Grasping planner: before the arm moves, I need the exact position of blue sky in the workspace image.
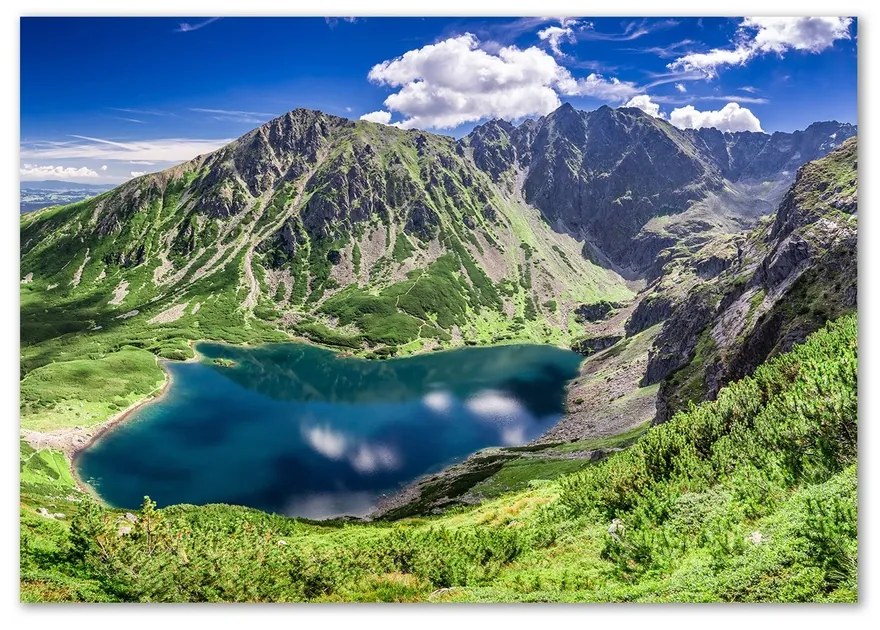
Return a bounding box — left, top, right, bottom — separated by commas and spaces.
20, 16, 857, 183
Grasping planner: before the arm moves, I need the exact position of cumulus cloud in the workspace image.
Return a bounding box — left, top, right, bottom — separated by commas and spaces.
100, 164, 108, 171
129, 171, 146, 178
20, 163, 99, 180
669, 102, 763, 133
669, 17, 853, 78
669, 46, 752, 77
623, 94, 664, 118
745, 17, 854, 54
675, 82, 687, 93
359, 110, 393, 125
564, 72, 641, 101
367, 33, 639, 129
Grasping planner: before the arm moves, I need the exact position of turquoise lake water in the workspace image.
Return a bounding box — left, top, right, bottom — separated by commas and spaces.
76, 342, 582, 519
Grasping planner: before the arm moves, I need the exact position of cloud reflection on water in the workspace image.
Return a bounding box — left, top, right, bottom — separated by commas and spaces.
422, 390, 455, 414
301, 421, 402, 475
301, 424, 348, 459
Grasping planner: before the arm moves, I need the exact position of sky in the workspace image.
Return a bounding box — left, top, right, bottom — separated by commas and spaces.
20, 16, 858, 184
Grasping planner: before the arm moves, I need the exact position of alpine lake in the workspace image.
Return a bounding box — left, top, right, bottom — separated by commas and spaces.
76, 342, 583, 519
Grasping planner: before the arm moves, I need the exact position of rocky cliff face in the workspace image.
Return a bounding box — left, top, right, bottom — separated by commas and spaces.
463, 106, 855, 274
635, 137, 857, 422
687, 121, 857, 182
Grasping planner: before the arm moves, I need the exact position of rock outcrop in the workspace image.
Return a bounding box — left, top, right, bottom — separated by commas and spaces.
640, 137, 858, 422
464, 106, 855, 274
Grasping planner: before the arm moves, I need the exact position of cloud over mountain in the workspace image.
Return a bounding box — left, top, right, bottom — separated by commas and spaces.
624, 94, 664, 118
359, 110, 392, 124
367, 33, 639, 129
669, 102, 763, 132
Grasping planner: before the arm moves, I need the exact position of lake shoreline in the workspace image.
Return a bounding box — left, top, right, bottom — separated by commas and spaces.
28, 336, 587, 513
23, 342, 204, 504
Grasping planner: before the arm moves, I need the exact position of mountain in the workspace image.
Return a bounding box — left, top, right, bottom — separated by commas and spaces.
367, 136, 858, 518
20, 108, 631, 366
20, 105, 854, 365
643, 136, 858, 422
19, 106, 859, 603
463, 106, 855, 274
686, 120, 857, 181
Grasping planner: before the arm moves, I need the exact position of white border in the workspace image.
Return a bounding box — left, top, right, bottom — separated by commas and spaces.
2, 1, 875, 628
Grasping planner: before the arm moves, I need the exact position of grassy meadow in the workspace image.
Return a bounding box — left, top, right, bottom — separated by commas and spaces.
20, 315, 857, 602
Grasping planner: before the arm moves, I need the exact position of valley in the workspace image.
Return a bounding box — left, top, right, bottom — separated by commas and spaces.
19, 104, 858, 603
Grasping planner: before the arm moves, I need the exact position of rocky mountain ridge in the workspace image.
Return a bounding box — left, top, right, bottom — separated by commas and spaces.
628, 136, 857, 422
20, 108, 633, 362
463, 105, 855, 274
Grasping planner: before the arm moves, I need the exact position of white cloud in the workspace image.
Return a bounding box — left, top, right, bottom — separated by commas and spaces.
325, 17, 359, 28
20, 163, 99, 180
109, 107, 172, 117
176, 17, 221, 33
698, 94, 768, 105
129, 171, 146, 178
669, 102, 763, 133
669, 17, 853, 78
675, 82, 687, 93
579, 18, 677, 42
564, 72, 641, 101
359, 110, 392, 125
100, 164, 108, 171
367, 33, 638, 129
21, 136, 232, 164
745, 17, 853, 53
623, 94, 664, 118
537, 19, 585, 57
669, 46, 752, 78
302, 425, 348, 459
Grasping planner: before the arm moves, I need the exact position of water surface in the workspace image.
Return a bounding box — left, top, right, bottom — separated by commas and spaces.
77, 342, 582, 519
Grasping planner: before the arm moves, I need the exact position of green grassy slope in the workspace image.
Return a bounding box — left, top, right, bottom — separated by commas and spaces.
20, 315, 857, 602
19, 112, 633, 444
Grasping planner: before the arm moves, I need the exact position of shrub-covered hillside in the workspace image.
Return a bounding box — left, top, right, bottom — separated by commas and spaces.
21, 314, 857, 602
